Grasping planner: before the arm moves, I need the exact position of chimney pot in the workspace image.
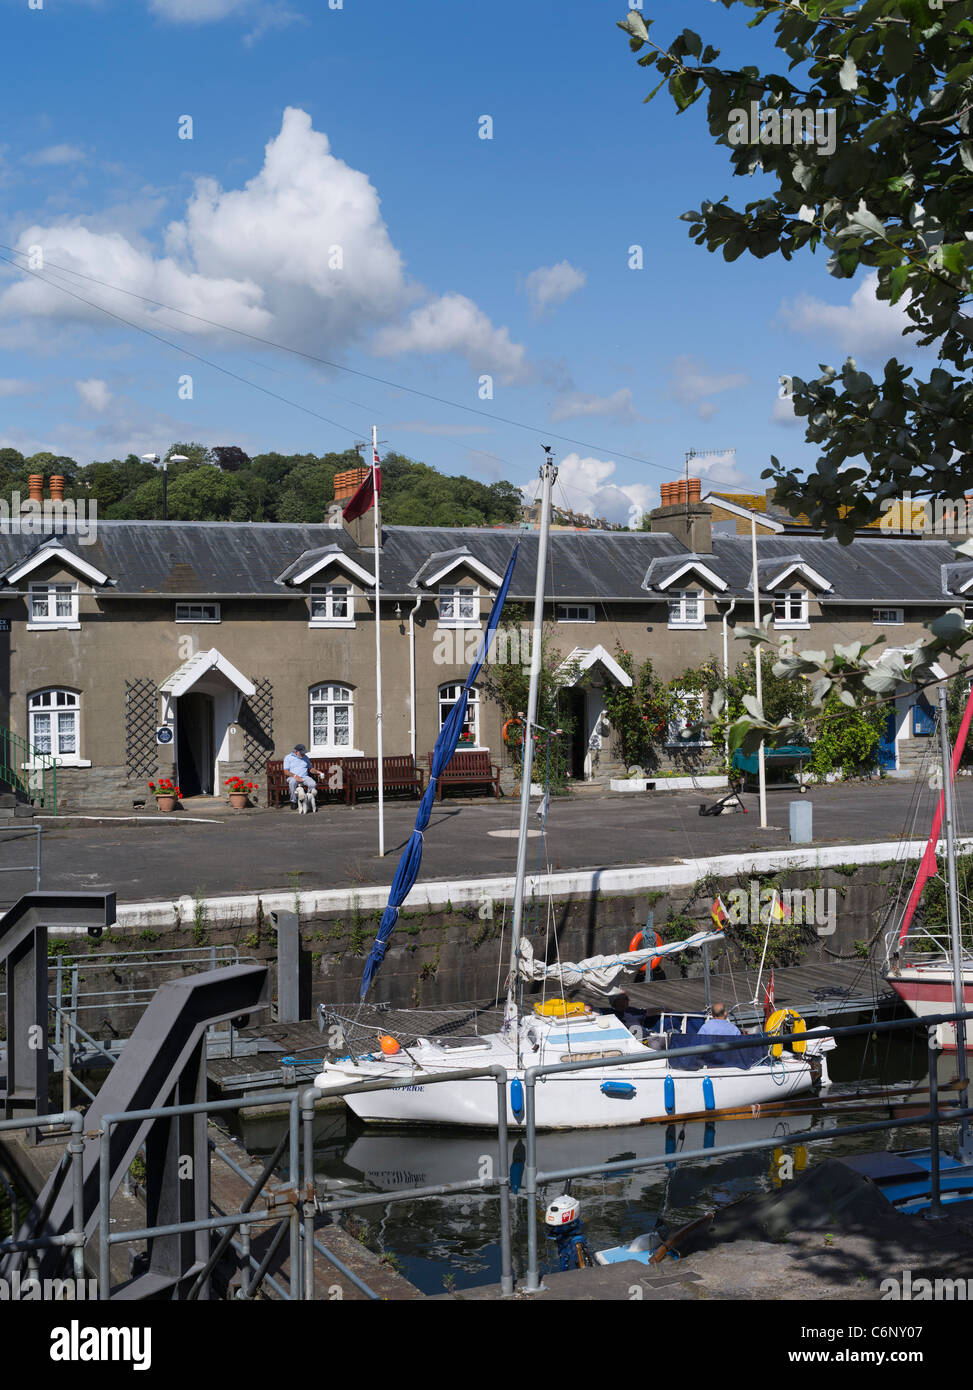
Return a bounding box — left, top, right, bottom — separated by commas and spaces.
28, 474, 44, 504
49, 475, 65, 501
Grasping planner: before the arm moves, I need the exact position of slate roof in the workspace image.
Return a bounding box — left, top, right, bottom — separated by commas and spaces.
0, 520, 961, 606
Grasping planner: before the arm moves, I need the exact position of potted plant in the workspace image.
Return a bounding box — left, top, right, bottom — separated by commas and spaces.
225, 776, 255, 810
148, 778, 180, 812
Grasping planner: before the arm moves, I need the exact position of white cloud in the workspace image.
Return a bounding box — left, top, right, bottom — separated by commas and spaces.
0, 108, 522, 378
524, 261, 586, 318
534, 452, 654, 527
372, 293, 526, 383
76, 378, 112, 412
23, 144, 86, 167
550, 388, 639, 425
771, 393, 800, 426
670, 355, 749, 419
148, 0, 254, 18
693, 449, 748, 490
0, 378, 34, 397
779, 271, 912, 355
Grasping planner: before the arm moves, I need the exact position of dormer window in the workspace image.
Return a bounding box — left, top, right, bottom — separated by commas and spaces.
28, 583, 79, 630
309, 583, 355, 627
667, 590, 705, 629
438, 584, 479, 627
772, 590, 809, 628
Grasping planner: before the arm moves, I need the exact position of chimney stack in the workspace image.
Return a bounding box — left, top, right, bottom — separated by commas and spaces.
333, 467, 370, 503
650, 475, 712, 552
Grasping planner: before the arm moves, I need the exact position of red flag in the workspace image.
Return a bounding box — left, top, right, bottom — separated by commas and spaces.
711, 896, 729, 930
342, 451, 382, 522
763, 968, 775, 1024
898, 682, 973, 949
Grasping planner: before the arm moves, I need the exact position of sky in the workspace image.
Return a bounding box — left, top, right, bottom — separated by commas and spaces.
0, 0, 919, 525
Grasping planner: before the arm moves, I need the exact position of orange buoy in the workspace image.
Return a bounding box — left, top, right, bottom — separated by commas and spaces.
378, 1034, 401, 1055
629, 930, 663, 979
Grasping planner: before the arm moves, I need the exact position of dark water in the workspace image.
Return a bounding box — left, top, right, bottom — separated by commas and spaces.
239, 1028, 961, 1296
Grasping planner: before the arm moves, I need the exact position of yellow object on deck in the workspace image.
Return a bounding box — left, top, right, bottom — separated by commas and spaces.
533, 999, 588, 1018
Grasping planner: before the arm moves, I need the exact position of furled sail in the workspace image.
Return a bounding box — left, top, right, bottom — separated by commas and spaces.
359, 543, 519, 999
516, 930, 725, 998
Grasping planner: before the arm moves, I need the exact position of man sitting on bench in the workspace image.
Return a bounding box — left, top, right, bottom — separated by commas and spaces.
283, 743, 317, 809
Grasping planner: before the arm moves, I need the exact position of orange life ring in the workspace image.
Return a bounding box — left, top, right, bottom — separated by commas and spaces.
502, 718, 524, 745
630, 930, 663, 978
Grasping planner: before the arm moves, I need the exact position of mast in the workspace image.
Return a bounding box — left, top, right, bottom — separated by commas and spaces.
372, 425, 385, 857
507, 448, 556, 1064
937, 685, 970, 1156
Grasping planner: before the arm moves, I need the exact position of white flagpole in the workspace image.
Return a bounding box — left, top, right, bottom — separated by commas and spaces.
372, 425, 385, 857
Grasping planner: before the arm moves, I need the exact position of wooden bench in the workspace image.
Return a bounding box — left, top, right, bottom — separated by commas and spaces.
343, 756, 425, 806
266, 757, 352, 807
427, 749, 501, 800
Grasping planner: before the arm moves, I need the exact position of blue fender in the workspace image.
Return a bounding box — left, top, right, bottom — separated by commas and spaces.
601, 1081, 636, 1099
510, 1077, 525, 1121
702, 1076, 715, 1112
664, 1073, 675, 1115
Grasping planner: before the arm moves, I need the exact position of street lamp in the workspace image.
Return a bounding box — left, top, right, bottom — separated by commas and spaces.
142, 453, 189, 521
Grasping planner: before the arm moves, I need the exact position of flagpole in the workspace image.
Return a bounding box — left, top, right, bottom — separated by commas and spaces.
751, 514, 768, 829
372, 425, 385, 857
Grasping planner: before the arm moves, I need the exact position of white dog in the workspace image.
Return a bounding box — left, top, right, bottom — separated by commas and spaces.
296, 784, 317, 815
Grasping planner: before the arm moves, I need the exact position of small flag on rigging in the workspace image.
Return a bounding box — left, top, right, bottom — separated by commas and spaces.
711, 895, 729, 930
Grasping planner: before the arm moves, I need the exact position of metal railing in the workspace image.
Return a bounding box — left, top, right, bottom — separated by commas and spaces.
4, 1007, 973, 1300
0, 728, 57, 813
93, 1062, 513, 1300
517, 1007, 973, 1292
885, 923, 973, 968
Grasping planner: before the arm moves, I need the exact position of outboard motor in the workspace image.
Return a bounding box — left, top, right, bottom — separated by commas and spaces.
544, 1195, 592, 1270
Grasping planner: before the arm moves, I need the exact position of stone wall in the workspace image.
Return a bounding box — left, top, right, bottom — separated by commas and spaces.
55, 862, 902, 1037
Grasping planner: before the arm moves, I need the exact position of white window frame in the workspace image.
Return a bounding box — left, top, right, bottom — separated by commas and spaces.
873, 607, 904, 626
308, 683, 362, 755
27, 582, 80, 631
772, 589, 809, 629
309, 583, 355, 628
175, 602, 221, 623
667, 590, 705, 630
666, 688, 712, 748
438, 584, 480, 628
557, 603, 595, 624
27, 688, 90, 767
439, 683, 481, 748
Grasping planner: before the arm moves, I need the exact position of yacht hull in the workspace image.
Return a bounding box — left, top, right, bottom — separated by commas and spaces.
318, 1055, 820, 1129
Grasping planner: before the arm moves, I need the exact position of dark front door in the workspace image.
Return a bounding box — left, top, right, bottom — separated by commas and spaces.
177, 693, 214, 796
876, 710, 897, 771
562, 687, 586, 780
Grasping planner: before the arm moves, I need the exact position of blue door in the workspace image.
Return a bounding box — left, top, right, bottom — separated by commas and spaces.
877, 711, 897, 770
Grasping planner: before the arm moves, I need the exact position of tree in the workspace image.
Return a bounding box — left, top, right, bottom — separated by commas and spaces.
211, 445, 252, 473
619, 2, 973, 539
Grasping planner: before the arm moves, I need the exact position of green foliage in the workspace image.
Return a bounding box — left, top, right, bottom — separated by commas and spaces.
807, 691, 885, 780
946, 680, 973, 766
1, 443, 523, 526
916, 851, 973, 950
619, 2, 973, 535
480, 606, 576, 790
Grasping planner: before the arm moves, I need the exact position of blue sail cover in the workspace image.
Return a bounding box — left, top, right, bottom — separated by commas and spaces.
360, 543, 520, 998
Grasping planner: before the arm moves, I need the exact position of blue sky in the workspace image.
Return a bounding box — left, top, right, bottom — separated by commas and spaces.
0, 0, 916, 523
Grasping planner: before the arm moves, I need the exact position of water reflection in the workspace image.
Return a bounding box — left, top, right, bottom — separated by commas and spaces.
238, 1032, 958, 1295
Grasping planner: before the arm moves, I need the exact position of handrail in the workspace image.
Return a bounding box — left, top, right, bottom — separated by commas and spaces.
0, 726, 57, 814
